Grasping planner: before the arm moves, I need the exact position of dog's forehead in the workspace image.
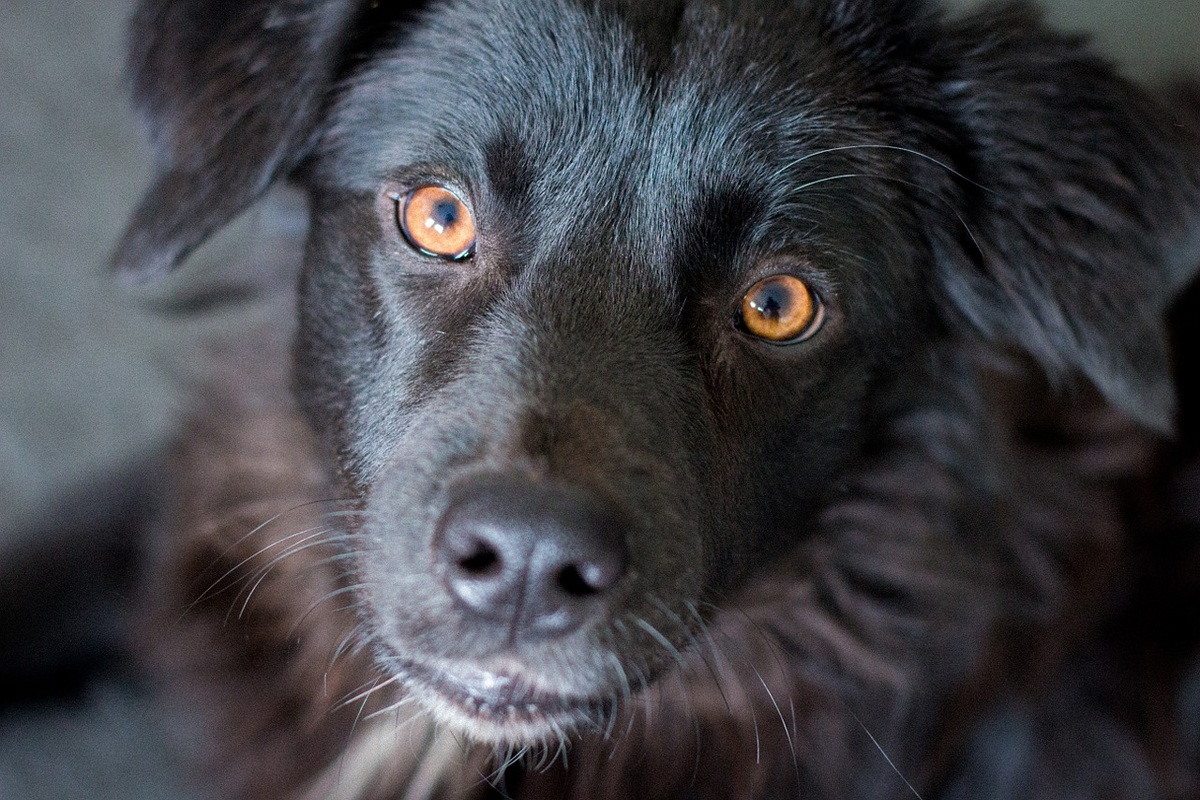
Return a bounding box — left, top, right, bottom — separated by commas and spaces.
320, 0, 852, 210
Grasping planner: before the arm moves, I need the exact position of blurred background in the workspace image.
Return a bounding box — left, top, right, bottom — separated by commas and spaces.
1, 0, 1198, 796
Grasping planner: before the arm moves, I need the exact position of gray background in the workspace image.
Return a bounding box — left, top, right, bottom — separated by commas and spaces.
0, 0, 1197, 797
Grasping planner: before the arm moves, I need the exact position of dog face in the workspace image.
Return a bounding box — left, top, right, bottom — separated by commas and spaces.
296, 0, 950, 740
117, 0, 1200, 748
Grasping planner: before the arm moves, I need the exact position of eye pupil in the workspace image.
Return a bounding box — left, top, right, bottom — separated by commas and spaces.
750, 291, 783, 318
399, 186, 476, 260
431, 200, 458, 228
740, 274, 822, 343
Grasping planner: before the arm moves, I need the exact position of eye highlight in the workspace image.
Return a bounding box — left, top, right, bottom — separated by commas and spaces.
398, 185, 476, 260
739, 274, 823, 343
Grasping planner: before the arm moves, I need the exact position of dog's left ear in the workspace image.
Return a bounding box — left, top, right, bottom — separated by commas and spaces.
929, 3, 1200, 433
112, 0, 366, 281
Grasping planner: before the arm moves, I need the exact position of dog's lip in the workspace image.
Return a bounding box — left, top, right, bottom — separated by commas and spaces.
402, 658, 608, 720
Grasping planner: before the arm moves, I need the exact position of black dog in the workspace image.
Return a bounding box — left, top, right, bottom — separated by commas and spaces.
115, 0, 1200, 797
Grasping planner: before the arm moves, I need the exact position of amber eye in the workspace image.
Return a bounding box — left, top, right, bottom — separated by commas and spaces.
739, 274, 823, 343
398, 185, 476, 260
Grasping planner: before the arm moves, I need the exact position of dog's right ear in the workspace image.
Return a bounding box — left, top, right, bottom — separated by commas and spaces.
924, 3, 1200, 433
113, 0, 367, 281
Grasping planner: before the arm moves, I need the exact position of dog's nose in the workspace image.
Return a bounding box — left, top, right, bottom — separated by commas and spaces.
434, 478, 628, 641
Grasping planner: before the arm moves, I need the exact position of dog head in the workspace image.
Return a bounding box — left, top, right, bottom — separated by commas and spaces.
117, 0, 1200, 744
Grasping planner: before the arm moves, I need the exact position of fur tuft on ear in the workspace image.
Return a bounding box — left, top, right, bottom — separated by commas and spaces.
112, 0, 363, 281
930, 2, 1200, 433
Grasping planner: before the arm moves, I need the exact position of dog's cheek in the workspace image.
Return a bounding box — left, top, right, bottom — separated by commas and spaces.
295, 192, 449, 485
707, 243, 946, 567
697, 342, 872, 568
295, 195, 383, 462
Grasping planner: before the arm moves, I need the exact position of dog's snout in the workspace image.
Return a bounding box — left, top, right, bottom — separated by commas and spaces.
434, 478, 628, 641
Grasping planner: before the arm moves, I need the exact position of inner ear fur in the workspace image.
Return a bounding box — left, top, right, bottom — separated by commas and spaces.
112, 0, 367, 281
928, 2, 1200, 433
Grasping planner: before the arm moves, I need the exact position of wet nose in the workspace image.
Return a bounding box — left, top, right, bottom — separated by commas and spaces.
433, 477, 628, 641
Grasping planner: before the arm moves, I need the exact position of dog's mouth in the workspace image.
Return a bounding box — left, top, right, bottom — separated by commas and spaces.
396, 658, 614, 743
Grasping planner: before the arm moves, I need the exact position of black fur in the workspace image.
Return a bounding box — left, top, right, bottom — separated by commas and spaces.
118, 1, 1200, 798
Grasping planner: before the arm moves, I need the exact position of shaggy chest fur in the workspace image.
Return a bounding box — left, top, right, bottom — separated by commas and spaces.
120, 0, 1200, 798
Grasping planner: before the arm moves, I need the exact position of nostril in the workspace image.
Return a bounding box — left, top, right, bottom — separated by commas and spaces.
556, 558, 623, 597
457, 539, 501, 576
557, 564, 594, 597
437, 522, 520, 622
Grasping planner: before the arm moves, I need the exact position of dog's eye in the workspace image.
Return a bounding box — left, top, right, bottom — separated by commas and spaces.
398, 186, 476, 260
739, 275, 823, 343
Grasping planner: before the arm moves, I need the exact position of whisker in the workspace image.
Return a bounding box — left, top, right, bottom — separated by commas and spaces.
286, 583, 367, 640
197, 517, 355, 603
233, 530, 345, 620
683, 600, 736, 717
604, 651, 631, 741
710, 595, 798, 695
187, 522, 338, 614
188, 498, 361, 590
309, 549, 361, 571
794, 173, 864, 192
751, 700, 761, 764
649, 596, 705, 661
496, 744, 528, 777
787, 169, 986, 259
748, 661, 800, 785
845, 705, 925, 800
772, 143, 993, 195
335, 673, 402, 712
624, 654, 650, 739
553, 723, 569, 772
532, 740, 550, 773
330, 620, 371, 671
336, 675, 386, 709
632, 616, 688, 668
695, 598, 789, 772
682, 669, 702, 787
363, 693, 418, 722
346, 676, 382, 748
